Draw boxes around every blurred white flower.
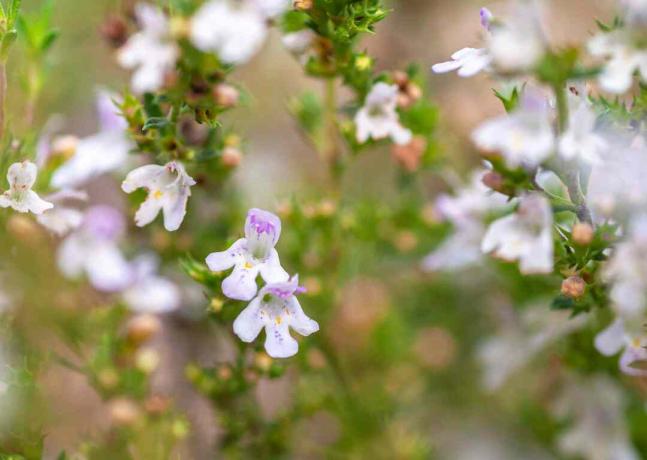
[51,90,133,189]
[206,208,289,301]
[122,254,181,314]
[121,161,196,232]
[282,29,316,57]
[622,0,647,25]
[595,317,647,377]
[233,275,318,358]
[588,29,647,94]
[117,3,179,94]
[422,222,487,272]
[431,8,493,77]
[552,375,639,460]
[472,92,554,168]
[558,94,607,164]
[190,0,268,65]
[478,305,586,391]
[355,82,412,145]
[57,205,132,292]
[36,189,88,237]
[482,193,554,274]
[0,161,53,215]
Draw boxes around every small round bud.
[108,398,141,426]
[97,368,120,390]
[254,352,273,372]
[217,365,232,380]
[391,136,426,172]
[221,147,242,168]
[135,347,160,374]
[317,199,336,217]
[293,0,313,10]
[482,171,506,193]
[572,222,594,246]
[127,313,161,345]
[210,297,224,313]
[213,83,239,108]
[392,70,409,87]
[561,276,586,299]
[100,15,128,48]
[394,230,418,252]
[355,55,372,71]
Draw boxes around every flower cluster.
[206,208,319,358]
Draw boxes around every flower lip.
[263,275,304,300]
[245,208,281,243]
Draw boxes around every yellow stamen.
[244,262,253,269]
[153,190,163,199]
[275,316,282,325]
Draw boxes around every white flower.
[51,90,133,189]
[233,275,318,358]
[558,94,607,164]
[206,208,289,301]
[481,193,554,274]
[622,0,647,25]
[487,2,545,73]
[190,0,268,65]
[0,161,53,215]
[117,3,179,94]
[57,205,132,292]
[121,161,196,232]
[122,254,181,314]
[552,375,639,460]
[595,318,647,377]
[472,93,554,168]
[36,189,88,236]
[588,30,647,94]
[355,82,412,145]
[603,215,647,318]
[478,305,586,391]
[431,8,493,77]
[282,29,316,56]
[422,222,487,272]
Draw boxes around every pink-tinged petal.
[222,265,261,301]
[121,164,165,193]
[258,249,289,283]
[206,239,245,272]
[233,297,265,342]
[594,318,626,356]
[264,321,298,358]
[286,297,319,336]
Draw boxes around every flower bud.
[100,15,128,48]
[571,222,594,246]
[293,0,313,10]
[127,313,162,345]
[221,147,242,168]
[254,352,273,372]
[561,276,586,299]
[108,398,141,426]
[213,83,239,108]
[391,136,426,172]
[135,347,160,374]
[481,171,506,194]
[210,297,224,313]
[217,365,232,380]
[394,230,418,252]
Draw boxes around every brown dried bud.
[213,83,239,108]
[482,171,506,193]
[391,136,426,172]
[221,147,242,167]
[217,366,232,380]
[108,398,141,426]
[293,0,313,10]
[561,276,586,299]
[127,313,162,345]
[392,70,409,87]
[100,15,128,48]
[572,222,594,246]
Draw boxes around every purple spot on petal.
[480,7,493,30]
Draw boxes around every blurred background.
[5,0,642,459]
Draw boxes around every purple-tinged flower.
[121,161,196,232]
[36,189,88,236]
[480,7,493,30]
[233,275,318,358]
[595,318,647,377]
[51,90,132,189]
[0,161,53,215]
[122,254,181,314]
[117,3,178,94]
[57,205,132,292]
[481,193,554,274]
[355,82,412,145]
[206,208,289,301]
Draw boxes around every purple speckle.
[480,7,493,31]
[249,212,275,235]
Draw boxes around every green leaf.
[142,116,169,131]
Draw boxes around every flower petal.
[233,297,265,342]
[134,195,163,228]
[222,265,261,301]
[122,164,165,193]
[259,249,289,283]
[264,321,298,358]
[286,297,319,336]
[206,238,245,272]
[594,318,626,356]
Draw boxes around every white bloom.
[355,82,412,145]
[51,90,133,189]
[206,208,289,301]
[233,275,318,358]
[431,8,493,77]
[282,29,316,56]
[121,161,196,232]
[595,318,647,377]
[0,161,53,215]
[588,30,647,94]
[478,305,586,391]
[552,375,639,460]
[422,222,487,272]
[117,3,179,94]
[122,254,181,314]
[558,95,607,164]
[58,205,132,292]
[481,193,554,274]
[36,189,88,236]
[472,94,554,168]
[622,0,647,25]
[190,0,267,65]
[487,3,545,73]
